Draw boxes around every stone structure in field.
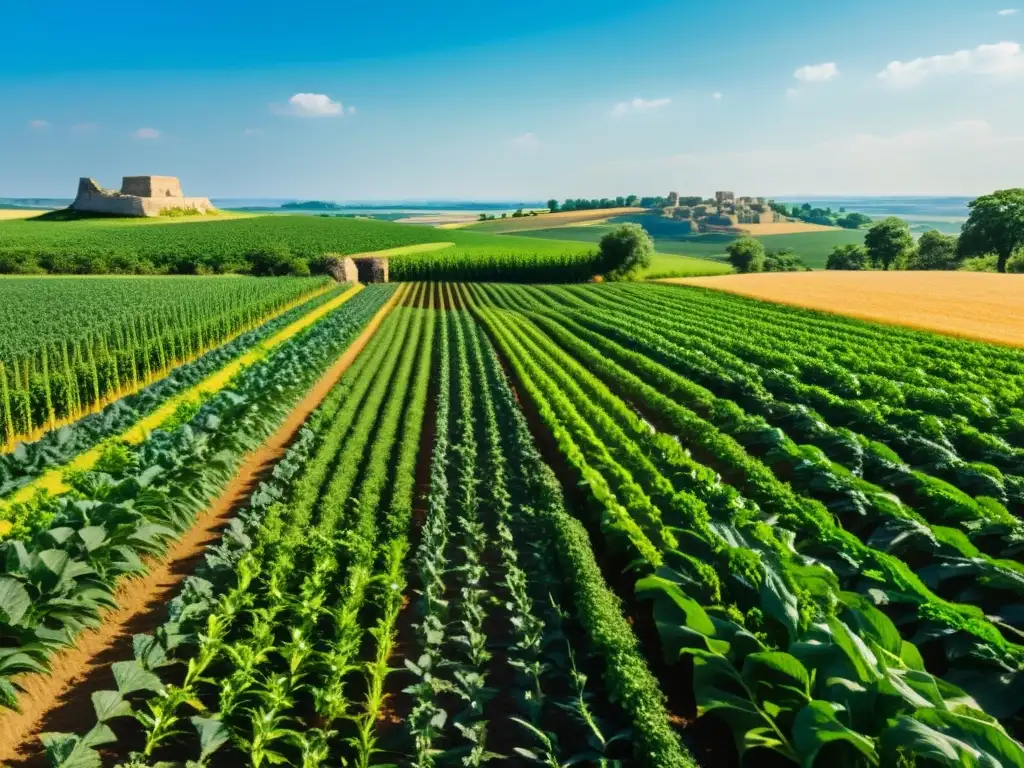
[321,254,390,284]
[352,256,389,283]
[71,176,213,217]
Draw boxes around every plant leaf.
[793,701,879,768]
[0,577,31,625]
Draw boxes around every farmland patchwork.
[1,279,1023,767]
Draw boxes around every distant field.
[640,252,734,278]
[463,207,644,233]
[670,271,1024,347]
[517,220,866,269]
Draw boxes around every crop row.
[0,284,396,713]
[461,282,1024,766]
[36,283,687,767]
[0,284,347,506]
[0,276,331,448]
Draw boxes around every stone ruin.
[323,255,390,284]
[71,176,213,217]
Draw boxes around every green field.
[516,219,867,269]
[0,214,601,280]
[0,213,734,280]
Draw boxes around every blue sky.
[2,0,1024,199]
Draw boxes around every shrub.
[1006,248,1024,273]
[958,253,999,272]
[726,237,766,273]
[597,223,655,280]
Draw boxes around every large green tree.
[959,189,1024,273]
[597,223,654,280]
[864,217,915,270]
[908,230,960,270]
[725,237,766,273]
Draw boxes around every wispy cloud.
[794,62,840,82]
[28,119,50,130]
[272,92,346,117]
[134,127,160,140]
[511,132,538,149]
[711,92,723,100]
[611,97,671,117]
[668,120,1019,195]
[878,41,1024,86]
[243,127,264,137]
[998,8,1019,15]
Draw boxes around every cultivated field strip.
[0,277,332,451]
[33,282,689,768]
[463,282,1024,765]
[0,285,396,720]
[0,284,354,515]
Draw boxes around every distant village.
[659,191,780,233]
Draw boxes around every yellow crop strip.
[2,283,364,510]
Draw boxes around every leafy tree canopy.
[908,230,960,271]
[726,237,766,273]
[959,188,1024,273]
[826,244,869,271]
[597,223,655,280]
[864,217,915,270]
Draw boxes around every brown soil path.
[0,284,406,766]
[669,271,1024,348]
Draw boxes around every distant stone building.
[715,191,735,204]
[72,176,213,217]
[667,191,679,206]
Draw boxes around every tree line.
[825,189,1024,274]
[770,202,872,230]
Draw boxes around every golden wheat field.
[669,271,1024,348]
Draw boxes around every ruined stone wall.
[71,177,212,217]
[121,176,183,198]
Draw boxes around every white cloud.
[878,41,1024,86]
[712,92,723,100]
[272,92,346,117]
[511,132,538,149]
[998,9,1019,15]
[347,105,357,115]
[243,127,264,137]
[28,119,50,129]
[134,127,160,140]
[70,122,97,134]
[794,62,839,82]
[611,97,671,117]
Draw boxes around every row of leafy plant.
[484,283,1024,715]
[401,288,689,766]
[0,283,347,503]
[462,282,1024,766]
[528,286,1024,578]
[0,284,396,714]
[0,276,331,448]
[39,282,426,766]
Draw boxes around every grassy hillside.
[516,219,866,269]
